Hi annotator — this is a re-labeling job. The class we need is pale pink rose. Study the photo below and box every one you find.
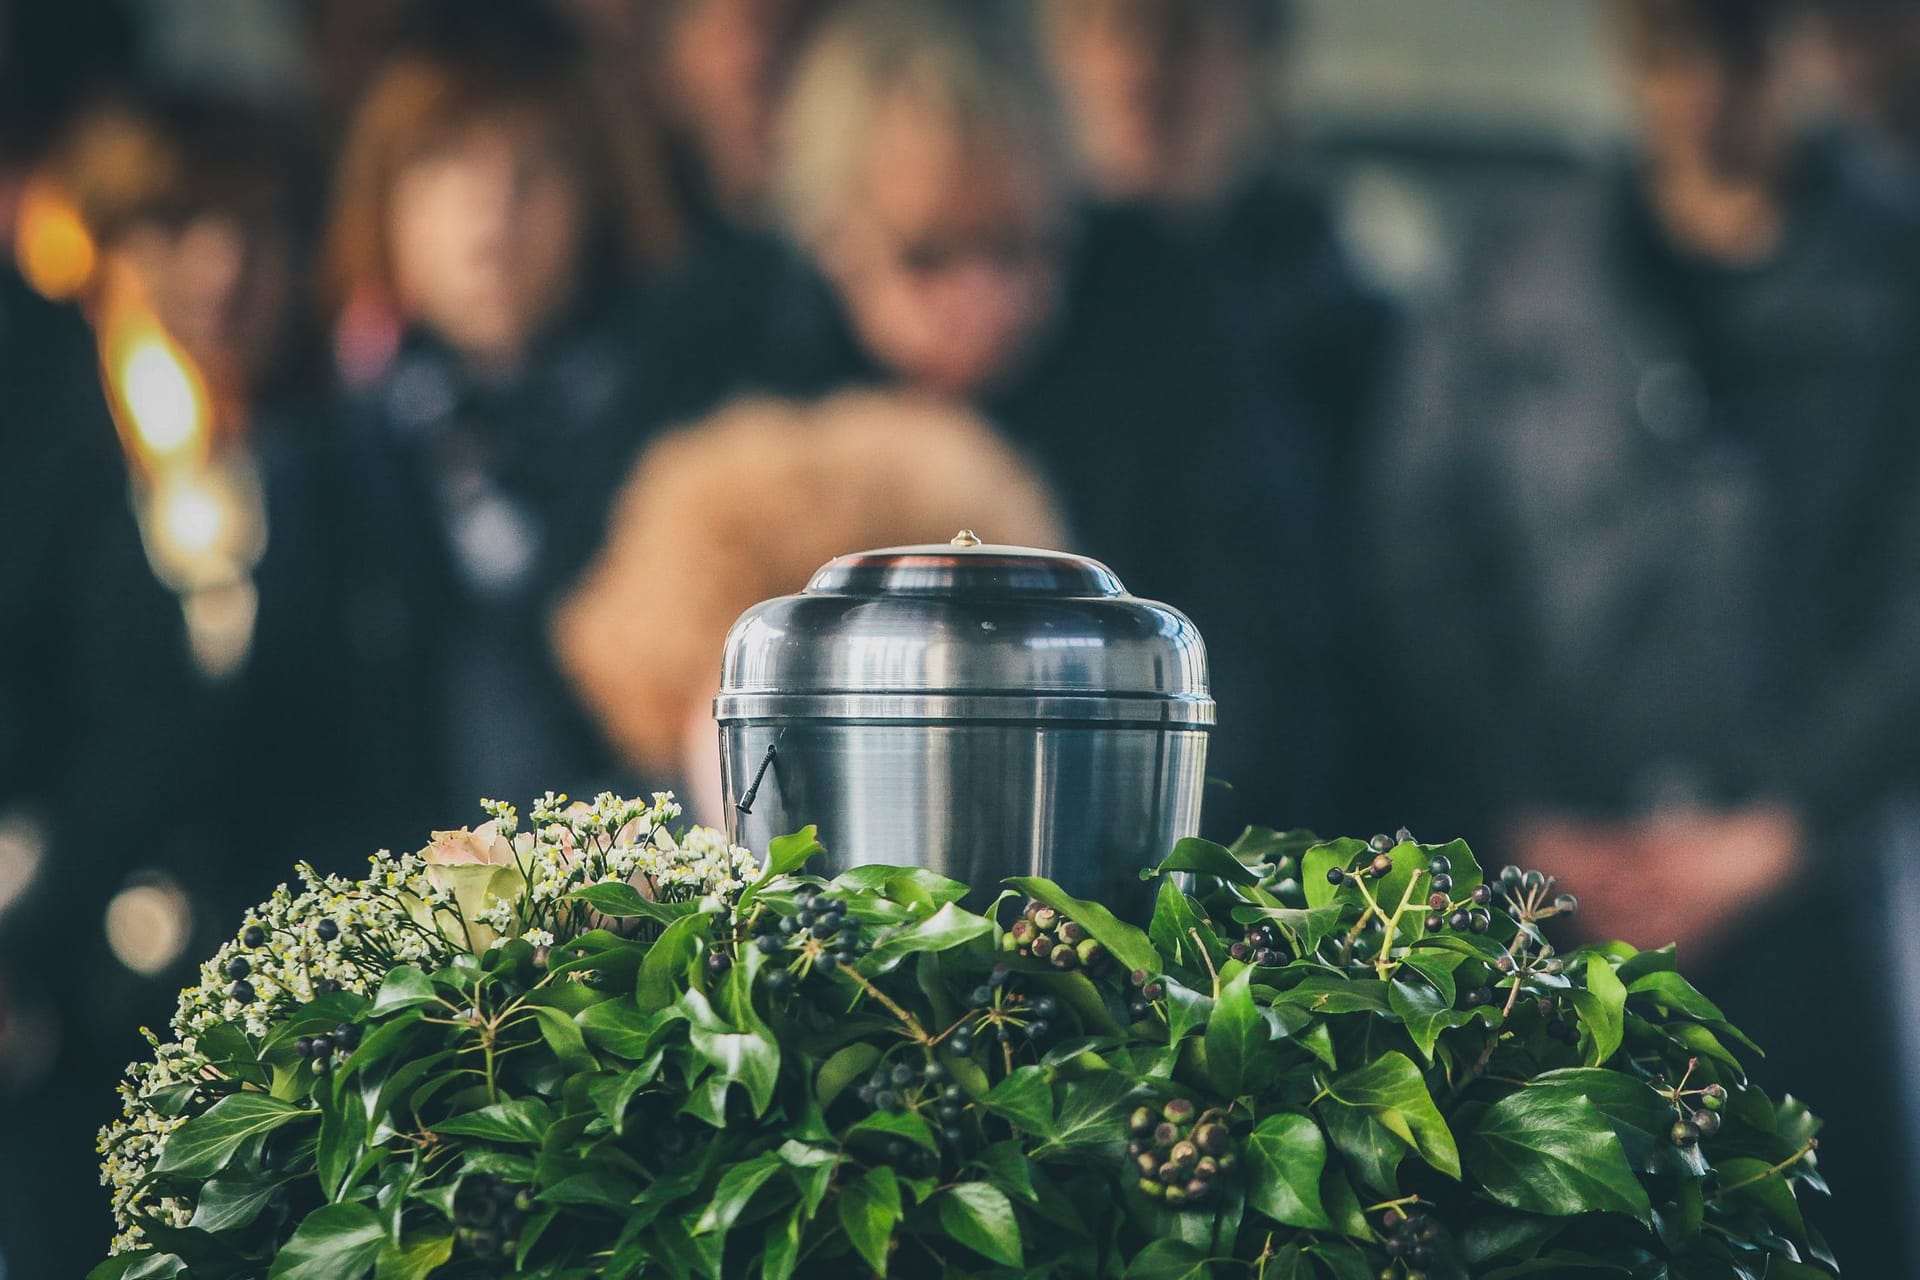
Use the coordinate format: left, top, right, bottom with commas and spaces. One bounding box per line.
421, 821, 519, 868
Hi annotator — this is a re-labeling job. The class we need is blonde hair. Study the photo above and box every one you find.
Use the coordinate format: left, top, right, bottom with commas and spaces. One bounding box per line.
772, 0, 1067, 246
553, 389, 1069, 773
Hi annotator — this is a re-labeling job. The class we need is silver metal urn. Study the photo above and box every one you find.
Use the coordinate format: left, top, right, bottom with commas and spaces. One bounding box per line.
715, 531, 1212, 906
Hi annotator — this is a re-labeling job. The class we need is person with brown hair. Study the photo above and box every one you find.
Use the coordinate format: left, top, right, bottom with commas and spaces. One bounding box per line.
233, 0, 682, 881
554, 389, 1067, 820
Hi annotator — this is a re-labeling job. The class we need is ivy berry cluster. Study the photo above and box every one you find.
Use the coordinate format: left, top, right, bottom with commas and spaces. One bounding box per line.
1377, 1205, 1441, 1278
1419, 849, 1492, 935
293, 1021, 363, 1076
451, 1173, 533, 1268
1003, 900, 1112, 974
854, 1055, 969, 1172
953, 964, 1063, 1047
1126, 1097, 1235, 1209
1658, 1059, 1730, 1148
751, 883, 864, 990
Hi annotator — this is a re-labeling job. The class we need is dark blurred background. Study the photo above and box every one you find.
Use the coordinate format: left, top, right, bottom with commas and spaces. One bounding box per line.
4, 0, 1920, 1274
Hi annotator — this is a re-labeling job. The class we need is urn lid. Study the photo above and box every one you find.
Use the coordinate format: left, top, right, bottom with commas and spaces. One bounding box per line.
715, 532, 1212, 725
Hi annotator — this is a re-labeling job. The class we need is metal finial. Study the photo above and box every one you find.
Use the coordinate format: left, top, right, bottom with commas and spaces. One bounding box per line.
950, 529, 982, 548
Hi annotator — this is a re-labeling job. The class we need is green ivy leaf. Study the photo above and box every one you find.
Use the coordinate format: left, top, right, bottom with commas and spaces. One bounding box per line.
815, 1042, 883, 1110
1528, 1068, 1704, 1176
1302, 839, 1367, 908
936, 1182, 1024, 1266
369, 966, 436, 1016
186, 1177, 277, 1232
1573, 954, 1626, 1066
155, 1092, 310, 1179
1713, 1156, 1807, 1242
858, 900, 994, 974
638, 911, 709, 1013
983, 1067, 1055, 1136
836, 1165, 901, 1275
266, 1201, 388, 1280
1003, 876, 1160, 978
1388, 974, 1475, 1061
1151, 837, 1259, 886
683, 987, 780, 1116
1148, 879, 1226, 974
848, 1108, 938, 1152
1245, 1113, 1331, 1229
1319, 1100, 1407, 1196
561, 881, 698, 924
693, 1152, 785, 1235
1203, 967, 1268, 1096
1460, 1088, 1652, 1223
371, 1233, 453, 1280
1031, 1070, 1136, 1159
970, 1141, 1038, 1202
432, 1097, 552, 1145
1323, 1052, 1459, 1179
1123, 1238, 1214, 1280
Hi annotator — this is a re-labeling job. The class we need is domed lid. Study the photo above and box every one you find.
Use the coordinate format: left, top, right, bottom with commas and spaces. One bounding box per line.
716, 531, 1212, 725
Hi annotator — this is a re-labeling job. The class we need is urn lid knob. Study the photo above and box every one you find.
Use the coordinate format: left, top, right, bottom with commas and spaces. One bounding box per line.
950, 529, 982, 548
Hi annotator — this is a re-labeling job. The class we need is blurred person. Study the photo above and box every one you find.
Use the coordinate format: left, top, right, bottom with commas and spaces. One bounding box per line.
633, 0, 1346, 839
1041, 0, 1389, 467
54, 92, 316, 436
646, 0, 837, 238
233, 0, 681, 878
1819, 0, 1920, 201
1375, 0, 1920, 1262
0, 264, 213, 1279
554, 389, 1067, 821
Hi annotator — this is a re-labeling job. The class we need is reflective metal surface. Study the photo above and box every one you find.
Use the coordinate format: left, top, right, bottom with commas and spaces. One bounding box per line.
717, 534, 1211, 905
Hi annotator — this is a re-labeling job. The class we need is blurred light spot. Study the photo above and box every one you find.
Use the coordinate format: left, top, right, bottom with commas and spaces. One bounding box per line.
0, 814, 47, 919
160, 475, 227, 556
122, 338, 204, 457
104, 877, 194, 976
181, 577, 259, 680
13, 179, 96, 301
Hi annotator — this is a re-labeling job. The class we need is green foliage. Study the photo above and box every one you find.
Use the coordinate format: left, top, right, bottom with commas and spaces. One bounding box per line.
96, 816, 1833, 1279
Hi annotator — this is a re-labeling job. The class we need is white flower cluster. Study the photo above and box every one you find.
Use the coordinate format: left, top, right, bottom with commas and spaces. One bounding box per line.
99, 791, 759, 1253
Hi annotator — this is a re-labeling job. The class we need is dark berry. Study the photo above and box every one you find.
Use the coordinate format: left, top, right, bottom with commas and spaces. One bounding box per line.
1427, 892, 1450, 912
1129, 999, 1152, 1019
1369, 853, 1394, 878
1428, 854, 1451, 876
938, 1104, 962, 1123
889, 1064, 916, 1088
835, 949, 858, 966
706, 953, 731, 975
334, 1022, 362, 1049
1141, 981, 1164, 1000
229, 979, 256, 1004
1381, 1207, 1405, 1230
815, 951, 838, 973
1369, 834, 1393, 853
945, 1085, 966, 1105
1535, 996, 1557, 1018
226, 956, 251, 980
1409, 1245, 1435, 1267
1228, 941, 1251, 962
1449, 910, 1471, 931
1431, 873, 1453, 894
1194, 1123, 1229, 1156
1026, 1019, 1051, 1039
778, 915, 801, 934
296, 1036, 315, 1057
1425, 913, 1444, 931
922, 1060, 947, 1082
1523, 870, 1546, 893
1693, 1109, 1722, 1137
1469, 909, 1491, 933
1499, 865, 1523, 888
766, 969, 794, 993
1031, 996, 1060, 1020
1163, 1098, 1196, 1124
949, 1031, 975, 1056
875, 1089, 901, 1112
310, 1054, 331, 1076
943, 1126, 964, 1148
241, 926, 266, 949
1326, 867, 1346, 885
1554, 894, 1579, 915
310, 1033, 333, 1057
315, 919, 339, 942
755, 934, 784, 955
1470, 884, 1493, 905
1671, 1119, 1700, 1147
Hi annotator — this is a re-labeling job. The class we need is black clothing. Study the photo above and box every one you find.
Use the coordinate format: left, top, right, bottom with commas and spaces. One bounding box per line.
237, 296, 649, 880
1375, 147, 1920, 1268
0, 269, 210, 1280
632, 213, 1346, 839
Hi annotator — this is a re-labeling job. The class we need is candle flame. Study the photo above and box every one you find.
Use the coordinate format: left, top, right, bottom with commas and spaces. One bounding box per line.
100, 295, 213, 474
